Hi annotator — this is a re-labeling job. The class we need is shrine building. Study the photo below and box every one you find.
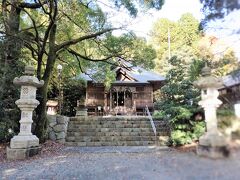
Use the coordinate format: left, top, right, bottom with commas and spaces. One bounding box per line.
80, 61, 165, 116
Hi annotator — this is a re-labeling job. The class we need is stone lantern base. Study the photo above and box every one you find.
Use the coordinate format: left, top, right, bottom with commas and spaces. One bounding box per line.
197, 132, 230, 158
7, 135, 40, 160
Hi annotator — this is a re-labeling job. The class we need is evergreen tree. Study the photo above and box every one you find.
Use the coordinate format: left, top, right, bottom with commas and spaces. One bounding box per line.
154, 55, 205, 145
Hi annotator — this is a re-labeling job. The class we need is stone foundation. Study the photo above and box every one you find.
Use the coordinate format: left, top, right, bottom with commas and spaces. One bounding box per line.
47, 115, 69, 143
7, 146, 41, 160
197, 132, 230, 158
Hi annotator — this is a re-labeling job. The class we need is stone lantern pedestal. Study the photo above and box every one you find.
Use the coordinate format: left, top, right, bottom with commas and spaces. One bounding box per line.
7, 65, 44, 160
194, 65, 230, 158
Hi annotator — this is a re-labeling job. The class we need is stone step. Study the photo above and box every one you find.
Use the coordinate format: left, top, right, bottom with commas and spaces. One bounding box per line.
65, 141, 155, 146
67, 132, 153, 136
68, 121, 152, 126
67, 127, 154, 133
68, 124, 152, 129
66, 131, 166, 137
66, 136, 156, 142
66, 117, 170, 147
68, 120, 152, 124
68, 125, 169, 132
70, 117, 150, 121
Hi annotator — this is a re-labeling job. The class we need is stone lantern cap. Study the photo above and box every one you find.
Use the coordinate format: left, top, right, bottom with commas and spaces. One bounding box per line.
193, 64, 223, 89
47, 100, 58, 107
13, 65, 44, 88
24, 65, 35, 75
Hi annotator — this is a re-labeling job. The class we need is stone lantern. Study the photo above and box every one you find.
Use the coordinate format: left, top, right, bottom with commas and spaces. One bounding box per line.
193, 64, 230, 158
7, 65, 44, 160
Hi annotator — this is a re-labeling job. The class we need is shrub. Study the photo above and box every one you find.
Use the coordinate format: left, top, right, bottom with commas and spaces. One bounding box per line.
217, 108, 240, 138
153, 110, 166, 120
0, 120, 17, 142
170, 121, 205, 146
191, 121, 206, 140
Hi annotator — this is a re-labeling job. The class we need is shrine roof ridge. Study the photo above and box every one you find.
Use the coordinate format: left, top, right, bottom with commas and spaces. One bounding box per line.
76, 60, 165, 83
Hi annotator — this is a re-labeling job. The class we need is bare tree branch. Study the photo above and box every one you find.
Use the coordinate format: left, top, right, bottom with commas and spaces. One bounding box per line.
67, 48, 121, 64
56, 28, 117, 51
19, 0, 48, 9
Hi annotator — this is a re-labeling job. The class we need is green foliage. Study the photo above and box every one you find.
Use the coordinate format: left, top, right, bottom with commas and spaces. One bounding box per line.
103, 33, 156, 69
200, 0, 240, 22
0, 121, 17, 142
217, 108, 235, 117
0, 41, 25, 142
217, 108, 240, 139
212, 50, 239, 76
62, 79, 86, 117
114, 0, 164, 17
191, 121, 206, 140
171, 121, 205, 146
197, 36, 239, 76
91, 62, 116, 89
153, 110, 166, 119
217, 108, 235, 130
151, 12, 238, 77
104, 66, 116, 90
80, 33, 157, 86
170, 130, 192, 146
46, 73, 87, 117
150, 13, 201, 74
154, 55, 205, 146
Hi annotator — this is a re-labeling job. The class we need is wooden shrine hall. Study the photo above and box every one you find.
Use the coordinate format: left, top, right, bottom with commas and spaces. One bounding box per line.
79, 61, 165, 116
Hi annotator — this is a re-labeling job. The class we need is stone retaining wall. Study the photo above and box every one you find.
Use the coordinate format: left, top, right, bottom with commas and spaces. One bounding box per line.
47, 115, 69, 143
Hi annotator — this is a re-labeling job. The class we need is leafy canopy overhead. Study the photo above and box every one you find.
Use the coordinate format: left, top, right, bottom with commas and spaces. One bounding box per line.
200, 0, 240, 21
113, 0, 164, 16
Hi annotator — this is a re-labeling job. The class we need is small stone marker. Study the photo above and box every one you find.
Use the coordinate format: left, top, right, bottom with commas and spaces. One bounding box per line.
194, 64, 230, 158
7, 65, 44, 160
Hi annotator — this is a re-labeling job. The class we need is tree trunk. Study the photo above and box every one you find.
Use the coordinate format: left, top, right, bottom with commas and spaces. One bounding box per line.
35, 24, 57, 141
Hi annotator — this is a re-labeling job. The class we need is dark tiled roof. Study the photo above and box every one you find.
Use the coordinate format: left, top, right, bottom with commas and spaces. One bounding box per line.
77, 60, 165, 83
221, 70, 240, 89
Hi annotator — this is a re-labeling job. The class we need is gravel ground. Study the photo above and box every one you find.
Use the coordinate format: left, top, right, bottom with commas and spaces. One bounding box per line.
1, 145, 240, 180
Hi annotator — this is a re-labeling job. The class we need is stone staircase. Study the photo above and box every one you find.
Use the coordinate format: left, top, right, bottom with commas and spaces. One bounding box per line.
65, 116, 170, 146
